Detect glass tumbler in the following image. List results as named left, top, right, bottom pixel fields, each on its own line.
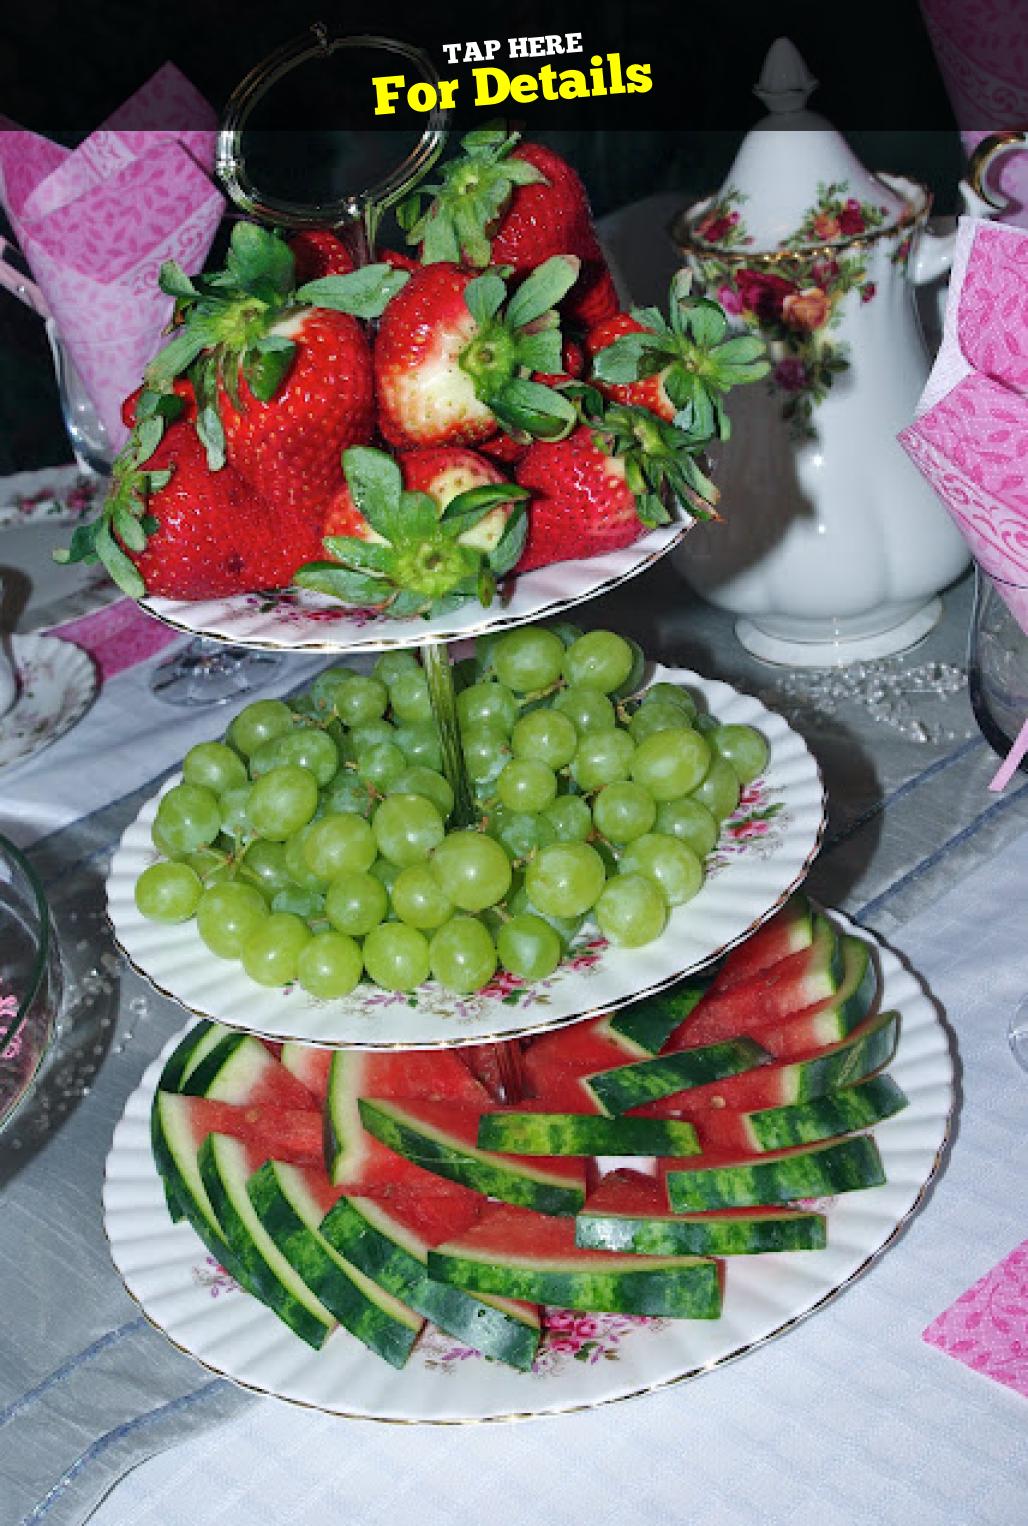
left=967, top=566, right=1028, bottom=770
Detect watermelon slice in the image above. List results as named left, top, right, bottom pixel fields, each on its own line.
left=691, top=1072, right=908, bottom=1155
left=180, top=1032, right=319, bottom=1111
left=575, top=1169, right=827, bottom=1256
left=662, top=915, right=845, bottom=1053
left=663, top=1133, right=886, bottom=1210
left=630, top=1008, right=900, bottom=1120
left=754, top=938, right=877, bottom=1061
left=357, top=1098, right=587, bottom=1216
left=583, top=1036, right=773, bottom=1116
left=711, top=894, right=815, bottom=989
left=605, top=973, right=716, bottom=1056
left=426, top=1201, right=722, bottom=1318
left=522, top=1013, right=659, bottom=1110
left=476, top=1110, right=700, bottom=1157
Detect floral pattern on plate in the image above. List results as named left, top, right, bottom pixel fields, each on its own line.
left=0, top=634, right=97, bottom=771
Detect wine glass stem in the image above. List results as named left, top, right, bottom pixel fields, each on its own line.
left=421, top=641, right=476, bottom=828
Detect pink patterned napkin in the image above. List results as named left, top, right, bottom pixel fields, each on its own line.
left=50, top=598, right=180, bottom=682
left=923, top=1239, right=1028, bottom=1399
left=0, top=64, right=225, bottom=451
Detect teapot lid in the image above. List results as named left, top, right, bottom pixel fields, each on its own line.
left=685, top=39, right=913, bottom=253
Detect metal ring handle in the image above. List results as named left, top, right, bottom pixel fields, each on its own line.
left=966, top=128, right=1028, bottom=213
left=216, top=25, right=448, bottom=230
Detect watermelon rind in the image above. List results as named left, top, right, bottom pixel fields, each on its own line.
left=156, top=1019, right=219, bottom=1094
left=665, top=1133, right=886, bottom=1211
left=151, top=1092, right=256, bottom=1294
left=605, top=974, right=715, bottom=1055
left=200, top=1133, right=334, bottom=1350
left=476, top=1111, right=700, bottom=1157
left=575, top=1204, right=827, bottom=1257
left=715, top=893, right=814, bottom=987
left=319, top=1195, right=541, bottom=1369
left=743, top=1074, right=908, bottom=1153
left=426, top=1244, right=721, bottom=1319
left=584, top=1036, right=773, bottom=1117
left=358, top=1099, right=586, bottom=1216
left=178, top=1032, right=267, bottom=1100
left=248, top=1161, right=422, bottom=1369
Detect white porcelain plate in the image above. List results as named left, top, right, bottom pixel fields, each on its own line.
left=138, top=522, right=692, bottom=655
left=106, top=667, right=825, bottom=1048
left=102, top=912, right=954, bottom=1423
left=0, top=634, right=98, bottom=771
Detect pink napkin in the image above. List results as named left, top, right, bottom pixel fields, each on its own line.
left=0, top=63, right=225, bottom=451
left=923, top=1239, right=1028, bottom=1399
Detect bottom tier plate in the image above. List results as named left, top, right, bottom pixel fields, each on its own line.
left=102, top=912, right=953, bottom=1424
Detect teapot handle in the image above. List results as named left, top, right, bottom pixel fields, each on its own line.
left=908, top=128, right=1028, bottom=287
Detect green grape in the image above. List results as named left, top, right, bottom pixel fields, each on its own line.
left=309, top=666, right=354, bottom=715
left=250, top=728, right=339, bottom=787
left=154, top=783, right=222, bottom=855
left=283, top=826, right=330, bottom=891
left=525, top=842, right=606, bottom=918
left=496, top=758, right=558, bottom=813
left=356, top=741, right=407, bottom=790
left=238, top=838, right=292, bottom=901
left=196, top=881, right=269, bottom=957
left=430, top=831, right=512, bottom=912
left=594, top=873, right=668, bottom=947
left=629, top=701, right=695, bottom=744
left=510, top=709, right=577, bottom=769
left=228, top=699, right=294, bottom=758
left=545, top=620, right=584, bottom=648
left=388, top=767, right=454, bottom=820
left=642, top=682, right=697, bottom=720
left=241, top=912, right=311, bottom=986
left=322, top=772, right=375, bottom=819
left=370, top=857, right=400, bottom=905
left=134, top=861, right=203, bottom=923
left=183, top=741, right=247, bottom=795
left=389, top=669, right=433, bottom=725
left=373, top=794, right=446, bottom=867
left=563, top=630, right=635, bottom=693
left=610, top=638, right=646, bottom=700
left=692, top=711, right=719, bottom=736
left=151, top=819, right=184, bottom=860
left=552, top=686, right=616, bottom=735
left=219, top=784, right=252, bottom=840
left=350, top=719, right=396, bottom=753
left=429, top=915, right=498, bottom=993
left=247, top=765, right=319, bottom=841
left=507, top=882, right=585, bottom=949
left=620, top=832, right=704, bottom=907
left=184, top=846, right=234, bottom=888
left=362, top=922, right=431, bottom=991
left=297, top=930, right=363, bottom=998
left=541, top=794, right=592, bottom=842
left=271, top=886, right=325, bottom=919
left=691, top=755, right=741, bottom=822
left=390, top=864, right=454, bottom=930
left=393, top=723, right=443, bottom=771
left=571, top=729, right=635, bottom=790
left=496, top=913, right=562, bottom=980
left=461, top=723, right=511, bottom=785
left=325, top=869, right=389, bottom=936
left=487, top=806, right=556, bottom=861
left=457, top=681, right=519, bottom=733
left=630, top=729, right=711, bottom=802
left=592, top=781, right=657, bottom=843
left=304, top=813, right=377, bottom=879
left=711, top=724, right=770, bottom=785
left=655, top=796, right=719, bottom=857
left=492, top=627, right=565, bottom=692
left=332, top=673, right=389, bottom=727
left=372, top=650, right=420, bottom=687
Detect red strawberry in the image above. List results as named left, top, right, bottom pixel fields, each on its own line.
left=374, top=258, right=580, bottom=450
left=380, top=246, right=421, bottom=274
left=514, top=426, right=644, bottom=571
left=288, top=229, right=355, bottom=283
left=60, top=395, right=322, bottom=601
left=587, top=313, right=676, bottom=421
left=323, top=445, right=514, bottom=548
left=401, top=132, right=619, bottom=327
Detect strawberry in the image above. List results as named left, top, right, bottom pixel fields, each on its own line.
left=57, top=391, right=322, bottom=600
left=399, top=130, right=619, bottom=327
left=288, top=229, right=355, bottom=283
left=144, top=221, right=408, bottom=518
left=588, top=275, right=770, bottom=436
left=296, top=446, right=530, bottom=617
left=374, top=256, right=581, bottom=450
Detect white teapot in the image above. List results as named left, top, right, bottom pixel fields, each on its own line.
left=671, top=38, right=1026, bottom=665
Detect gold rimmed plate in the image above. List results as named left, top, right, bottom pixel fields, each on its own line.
left=102, top=910, right=954, bottom=1423
left=105, top=666, right=825, bottom=1049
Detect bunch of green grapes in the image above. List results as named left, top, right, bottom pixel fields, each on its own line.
left=134, top=626, right=768, bottom=999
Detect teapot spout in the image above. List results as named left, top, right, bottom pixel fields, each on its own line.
left=909, top=221, right=958, bottom=287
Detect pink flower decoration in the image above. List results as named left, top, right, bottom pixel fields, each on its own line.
left=717, top=283, right=744, bottom=316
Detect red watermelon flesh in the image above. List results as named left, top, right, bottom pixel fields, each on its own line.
left=360, top=1099, right=587, bottom=1189
left=225, top=1050, right=320, bottom=1112
left=710, top=895, right=814, bottom=990
left=661, top=922, right=841, bottom=1054
left=179, top=1098, right=324, bottom=1166
left=524, top=1017, right=643, bottom=1110
left=283, top=1045, right=490, bottom=1106
left=585, top=1168, right=815, bottom=1221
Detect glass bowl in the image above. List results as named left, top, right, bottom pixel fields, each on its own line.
left=0, top=834, right=63, bottom=1134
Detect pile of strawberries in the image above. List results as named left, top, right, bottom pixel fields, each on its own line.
left=62, top=130, right=767, bottom=610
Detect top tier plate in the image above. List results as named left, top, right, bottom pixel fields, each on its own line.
left=138, top=522, right=691, bottom=655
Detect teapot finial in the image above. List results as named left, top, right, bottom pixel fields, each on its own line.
left=754, top=38, right=819, bottom=113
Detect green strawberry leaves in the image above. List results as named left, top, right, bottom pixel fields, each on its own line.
left=294, top=265, right=409, bottom=317
left=398, top=128, right=547, bottom=269
left=294, top=447, right=531, bottom=617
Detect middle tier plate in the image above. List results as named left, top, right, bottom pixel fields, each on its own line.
left=106, top=668, right=825, bottom=1049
